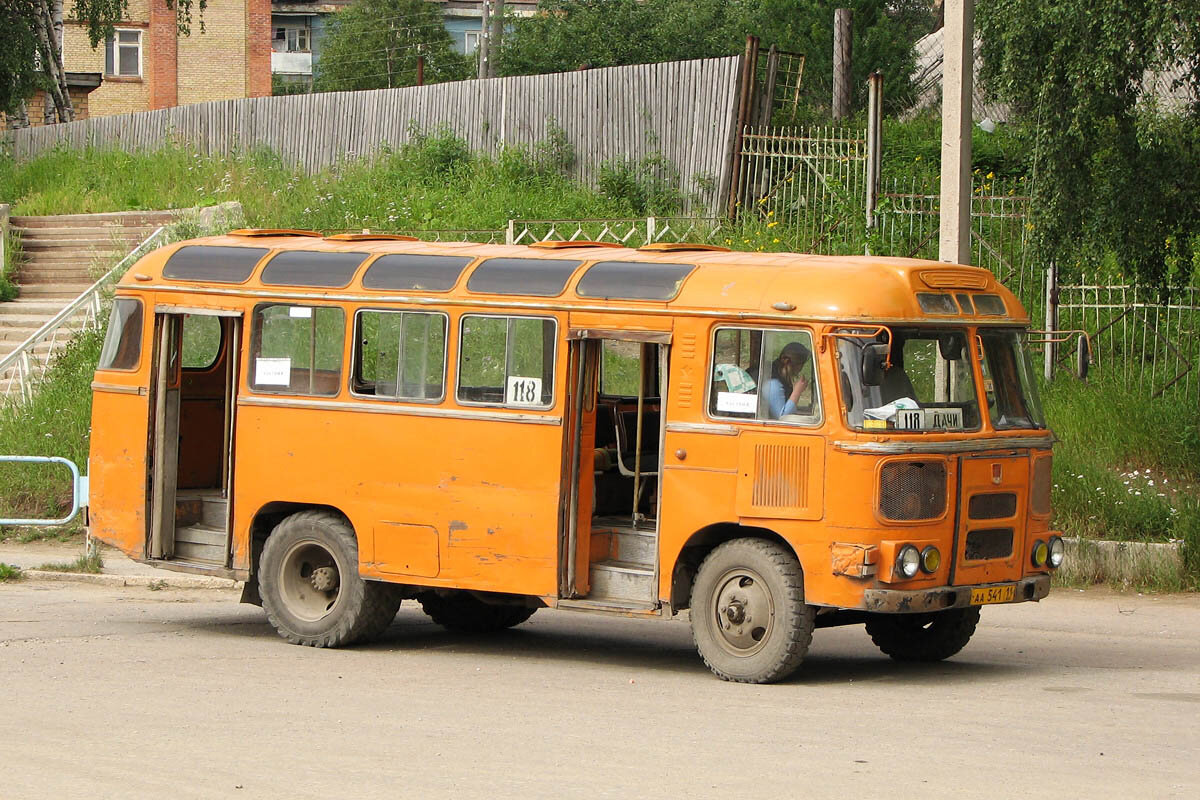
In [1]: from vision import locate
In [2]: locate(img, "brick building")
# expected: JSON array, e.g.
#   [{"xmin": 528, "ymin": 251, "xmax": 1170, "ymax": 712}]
[{"xmin": 59, "ymin": 0, "xmax": 272, "ymax": 118}]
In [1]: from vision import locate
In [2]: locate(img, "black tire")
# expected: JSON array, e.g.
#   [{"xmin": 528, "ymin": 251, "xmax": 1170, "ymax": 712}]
[
  {"xmin": 689, "ymin": 538, "xmax": 815, "ymax": 684},
  {"xmin": 259, "ymin": 510, "xmax": 401, "ymax": 647},
  {"xmin": 418, "ymin": 591, "xmax": 537, "ymax": 632},
  {"xmin": 865, "ymin": 607, "xmax": 981, "ymax": 662}
]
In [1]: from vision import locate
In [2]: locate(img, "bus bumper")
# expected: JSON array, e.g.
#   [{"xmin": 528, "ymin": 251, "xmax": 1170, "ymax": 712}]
[{"xmin": 861, "ymin": 574, "xmax": 1051, "ymax": 614}]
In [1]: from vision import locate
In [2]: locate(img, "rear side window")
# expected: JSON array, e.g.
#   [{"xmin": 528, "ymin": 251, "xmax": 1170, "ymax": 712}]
[
  {"xmin": 98, "ymin": 298, "xmax": 143, "ymax": 371},
  {"xmin": 250, "ymin": 304, "xmax": 345, "ymax": 396},
  {"xmin": 457, "ymin": 315, "xmax": 556, "ymax": 408},
  {"xmin": 353, "ymin": 310, "xmax": 447, "ymax": 401}
]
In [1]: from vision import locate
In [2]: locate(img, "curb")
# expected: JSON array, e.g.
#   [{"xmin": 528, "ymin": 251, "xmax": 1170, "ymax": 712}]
[{"xmin": 18, "ymin": 569, "xmax": 241, "ymax": 590}]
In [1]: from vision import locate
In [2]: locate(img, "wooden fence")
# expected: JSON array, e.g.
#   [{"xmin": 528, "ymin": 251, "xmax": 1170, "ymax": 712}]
[{"xmin": 6, "ymin": 57, "xmax": 743, "ymax": 214}]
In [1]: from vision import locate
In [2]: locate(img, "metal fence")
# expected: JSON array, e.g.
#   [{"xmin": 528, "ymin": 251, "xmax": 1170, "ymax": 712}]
[
  {"xmin": 1057, "ymin": 281, "xmax": 1200, "ymax": 400},
  {"xmin": 506, "ymin": 217, "xmax": 724, "ymax": 247},
  {"xmin": 734, "ymin": 125, "xmax": 871, "ymax": 255}
]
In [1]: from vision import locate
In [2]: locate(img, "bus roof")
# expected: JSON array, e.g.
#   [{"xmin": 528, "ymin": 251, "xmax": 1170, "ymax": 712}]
[{"xmin": 117, "ymin": 233, "xmax": 1029, "ymax": 325}]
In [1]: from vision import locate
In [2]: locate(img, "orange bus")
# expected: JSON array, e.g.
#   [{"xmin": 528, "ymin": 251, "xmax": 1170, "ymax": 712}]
[{"xmin": 86, "ymin": 230, "xmax": 1063, "ymax": 683}]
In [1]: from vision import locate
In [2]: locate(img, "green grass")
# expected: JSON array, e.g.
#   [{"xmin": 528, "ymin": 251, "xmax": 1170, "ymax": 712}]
[
  {"xmin": 0, "ymin": 562, "xmax": 21, "ymax": 581},
  {"xmin": 1, "ymin": 228, "xmax": 20, "ymax": 301},
  {"xmin": 1044, "ymin": 373, "xmax": 1200, "ymax": 588},
  {"xmin": 0, "ymin": 133, "xmax": 639, "ymax": 231},
  {"xmin": 34, "ymin": 548, "xmax": 103, "ymax": 574}
]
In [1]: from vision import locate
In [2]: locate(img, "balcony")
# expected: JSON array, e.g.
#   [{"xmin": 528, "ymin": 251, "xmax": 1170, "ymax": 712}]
[{"xmin": 271, "ymin": 51, "xmax": 312, "ymax": 76}]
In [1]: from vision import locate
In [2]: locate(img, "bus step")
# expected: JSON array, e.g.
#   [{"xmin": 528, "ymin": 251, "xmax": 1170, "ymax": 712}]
[
  {"xmin": 589, "ymin": 560, "xmax": 655, "ymax": 602},
  {"xmin": 175, "ymin": 493, "xmax": 227, "ymax": 529},
  {"xmin": 610, "ymin": 530, "xmax": 656, "ymax": 566},
  {"xmin": 173, "ymin": 524, "xmax": 227, "ymax": 564}
]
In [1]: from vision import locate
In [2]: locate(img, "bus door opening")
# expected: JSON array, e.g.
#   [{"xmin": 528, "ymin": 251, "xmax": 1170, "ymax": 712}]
[
  {"xmin": 563, "ymin": 335, "xmax": 668, "ymax": 607},
  {"xmin": 149, "ymin": 311, "xmax": 240, "ymax": 566}
]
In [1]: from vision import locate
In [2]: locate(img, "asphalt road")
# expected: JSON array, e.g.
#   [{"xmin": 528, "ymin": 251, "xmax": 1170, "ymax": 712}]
[{"xmin": 1, "ymin": 581, "xmax": 1197, "ymax": 800}]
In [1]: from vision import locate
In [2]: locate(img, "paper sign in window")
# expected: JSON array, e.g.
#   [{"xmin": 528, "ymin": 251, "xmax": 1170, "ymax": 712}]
[
  {"xmin": 506, "ymin": 376, "xmax": 542, "ymax": 406},
  {"xmin": 288, "ymin": 306, "xmax": 313, "ymax": 318},
  {"xmin": 717, "ymin": 391, "xmax": 758, "ymax": 414},
  {"xmin": 255, "ymin": 357, "xmax": 292, "ymax": 386}
]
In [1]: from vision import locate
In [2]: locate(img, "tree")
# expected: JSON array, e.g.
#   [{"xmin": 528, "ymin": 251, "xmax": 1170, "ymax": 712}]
[
  {"xmin": 0, "ymin": 1, "xmax": 206, "ymax": 124},
  {"xmin": 498, "ymin": 1, "xmax": 936, "ymax": 115},
  {"xmin": 978, "ymin": 0, "xmax": 1200, "ymax": 284},
  {"xmin": 314, "ymin": 0, "xmax": 471, "ymax": 92}
]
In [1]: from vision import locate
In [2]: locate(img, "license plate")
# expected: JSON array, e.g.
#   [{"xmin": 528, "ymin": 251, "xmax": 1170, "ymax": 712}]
[{"xmin": 970, "ymin": 584, "xmax": 1016, "ymax": 605}]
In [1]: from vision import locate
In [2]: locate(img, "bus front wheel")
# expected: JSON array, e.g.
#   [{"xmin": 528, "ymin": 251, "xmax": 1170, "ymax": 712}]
[
  {"xmin": 865, "ymin": 607, "xmax": 981, "ymax": 662},
  {"xmin": 689, "ymin": 538, "xmax": 815, "ymax": 684},
  {"xmin": 259, "ymin": 510, "xmax": 402, "ymax": 647}
]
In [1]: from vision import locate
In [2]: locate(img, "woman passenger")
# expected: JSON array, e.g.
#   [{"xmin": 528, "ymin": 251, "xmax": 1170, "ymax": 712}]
[{"xmin": 765, "ymin": 341, "xmax": 813, "ymax": 419}]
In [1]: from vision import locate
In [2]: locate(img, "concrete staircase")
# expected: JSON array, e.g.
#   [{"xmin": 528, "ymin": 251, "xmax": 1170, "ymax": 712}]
[{"xmin": 0, "ymin": 210, "xmax": 175, "ymax": 362}]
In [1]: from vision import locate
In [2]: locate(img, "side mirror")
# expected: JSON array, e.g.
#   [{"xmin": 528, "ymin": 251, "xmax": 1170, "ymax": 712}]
[
  {"xmin": 861, "ymin": 342, "xmax": 889, "ymax": 386},
  {"xmin": 1076, "ymin": 336, "xmax": 1090, "ymax": 380}
]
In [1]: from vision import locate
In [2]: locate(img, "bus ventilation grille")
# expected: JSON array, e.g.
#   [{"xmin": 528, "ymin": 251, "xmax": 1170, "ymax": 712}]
[
  {"xmin": 965, "ymin": 528, "xmax": 1014, "ymax": 561},
  {"xmin": 878, "ymin": 461, "xmax": 947, "ymax": 521},
  {"xmin": 751, "ymin": 444, "xmax": 810, "ymax": 509}
]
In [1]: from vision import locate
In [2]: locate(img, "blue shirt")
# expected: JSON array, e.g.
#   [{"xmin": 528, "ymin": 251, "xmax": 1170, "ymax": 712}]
[{"xmin": 765, "ymin": 378, "xmax": 796, "ymax": 418}]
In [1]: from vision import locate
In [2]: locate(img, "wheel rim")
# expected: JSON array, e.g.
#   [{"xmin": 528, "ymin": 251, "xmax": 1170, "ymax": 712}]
[
  {"xmin": 708, "ymin": 566, "xmax": 776, "ymax": 658},
  {"xmin": 277, "ymin": 539, "xmax": 343, "ymax": 623}
]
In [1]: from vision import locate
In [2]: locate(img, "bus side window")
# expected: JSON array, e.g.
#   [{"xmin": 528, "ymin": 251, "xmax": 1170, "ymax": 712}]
[
  {"xmin": 352, "ymin": 310, "xmax": 447, "ymax": 401},
  {"xmin": 709, "ymin": 327, "xmax": 820, "ymax": 424},
  {"xmin": 457, "ymin": 314, "xmax": 555, "ymax": 408},
  {"xmin": 249, "ymin": 303, "xmax": 345, "ymax": 396},
  {"xmin": 98, "ymin": 297, "xmax": 144, "ymax": 371}
]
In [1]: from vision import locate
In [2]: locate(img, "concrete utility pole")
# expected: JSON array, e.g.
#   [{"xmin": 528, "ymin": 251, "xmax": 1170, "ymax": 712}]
[
  {"xmin": 832, "ymin": 9, "xmax": 852, "ymax": 120},
  {"xmin": 939, "ymin": 0, "xmax": 974, "ymax": 264},
  {"xmin": 479, "ymin": 1, "xmax": 491, "ymax": 79},
  {"xmin": 489, "ymin": 0, "xmax": 505, "ymax": 78}
]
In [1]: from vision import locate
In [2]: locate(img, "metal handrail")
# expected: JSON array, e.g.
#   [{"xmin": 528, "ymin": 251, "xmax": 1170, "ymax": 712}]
[
  {"xmin": 0, "ymin": 456, "xmax": 87, "ymax": 525},
  {"xmin": 0, "ymin": 226, "xmax": 166, "ymax": 404}
]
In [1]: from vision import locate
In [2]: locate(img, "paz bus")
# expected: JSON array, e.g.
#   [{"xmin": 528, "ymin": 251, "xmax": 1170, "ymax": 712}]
[{"xmin": 83, "ymin": 229, "xmax": 1063, "ymax": 683}]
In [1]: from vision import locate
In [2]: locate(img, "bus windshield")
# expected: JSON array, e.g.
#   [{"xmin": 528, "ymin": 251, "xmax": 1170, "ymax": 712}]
[
  {"xmin": 837, "ymin": 328, "xmax": 981, "ymax": 432},
  {"xmin": 979, "ymin": 330, "xmax": 1046, "ymax": 430}
]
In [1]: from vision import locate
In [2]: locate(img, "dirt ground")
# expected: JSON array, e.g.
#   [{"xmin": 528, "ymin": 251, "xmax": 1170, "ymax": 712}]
[{"xmin": 0, "ymin": 581, "xmax": 1197, "ymax": 799}]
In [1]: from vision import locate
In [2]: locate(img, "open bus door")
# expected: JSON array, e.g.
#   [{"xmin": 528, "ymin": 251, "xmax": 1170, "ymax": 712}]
[
  {"xmin": 148, "ymin": 309, "xmax": 240, "ymax": 569},
  {"xmin": 561, "ymin": 328, "xmax": 669, "ymax": 612}
]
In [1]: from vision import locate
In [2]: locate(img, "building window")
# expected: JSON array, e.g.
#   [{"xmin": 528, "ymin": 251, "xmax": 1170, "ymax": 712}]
[
  {"xmin": 104, "ymin": 29, "xmax": 142, "ymax": 77},
  {"xmin": 274, "ymin": 25, "xmax": 311, "ymax": 53},
  {"xmin": 464, "ymin": 30, "xmax": 482, "ymax": 55}
]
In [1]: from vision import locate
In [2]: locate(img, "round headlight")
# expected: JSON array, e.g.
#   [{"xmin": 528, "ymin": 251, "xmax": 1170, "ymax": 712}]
[
  {"xmin": 1031, "ymin": 539, "xmax": 1048, "ymax": 568},
  {"xmin": 920, "ymin": 545, "xmax": 941, "ymax": 574},
  {"xmin": 896, "ymin": 544, "xmax": 920, "ymax": 579},
  {"xmin": 1047, "ymin": 536, "xmax": 1065, "ymax": 568}
]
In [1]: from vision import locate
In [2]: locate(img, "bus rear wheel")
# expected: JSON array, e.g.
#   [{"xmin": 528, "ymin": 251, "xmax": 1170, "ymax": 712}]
[
  {"xmin": 259, "ymin": 510, "xmax": 402, "ymax": 647},
  {"xmin": 865, "ymin": 607, "xmax": 981, "ymax": 662},
  {"xmin": 418, "ymin": 591, "xmax": 537, "ymax": 632},
  {"xmin": 689, "ymin": 538, "xmax": 815, "ymax": 684}
]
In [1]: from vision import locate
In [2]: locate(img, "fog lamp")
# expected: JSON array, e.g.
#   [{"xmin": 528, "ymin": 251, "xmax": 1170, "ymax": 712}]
[
  {"xmin": 896, "ymin": 545, "xmax": 921, "ymax": 579},
  {"xmin": 1047, "ymin": 536, "xmax": 1065, "ymax": 568},
  {"xmin": 1031, "ymin": 539, "xmax": 1048, "ymax": 568},
  {"xmin": 920, "ymin": 545, "xmax": 941, "ymax": 574}
]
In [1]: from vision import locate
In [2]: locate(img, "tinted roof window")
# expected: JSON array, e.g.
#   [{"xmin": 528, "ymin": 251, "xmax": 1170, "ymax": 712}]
[
  {"xmin": 577, "ymin": 261, "xmax": 695, "ymax": 301},
  {"xmin": 362, "ymin": 254, "xmax": 474, "ymax": 292},
  {"xmin": 260, "ymin": 251, "xmax": 369, "ymax": 288},
  {"xmin": 163, "ymin": 245, "xmax": 268, "ymax": 283},
  {"xmin": 467, "ymin": 258, "xmax": 582, "ymax": 297}
]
